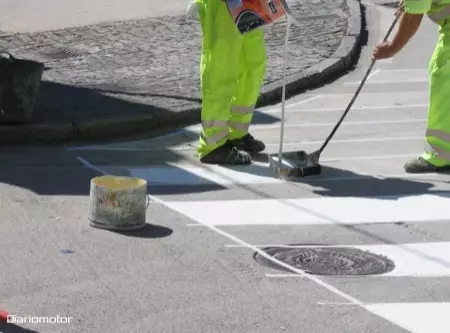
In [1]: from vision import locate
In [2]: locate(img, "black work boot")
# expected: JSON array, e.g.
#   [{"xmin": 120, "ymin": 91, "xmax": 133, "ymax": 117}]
[
  {"xmin": 229, "ymin": 133, "xmax": 265, "ymax": 154},
  {"xmin": 404, "ymin": 156, "xmax": 450, "ymax": 173},
  {"xmin": 200, "ymin": 141, "xmax": 252, "ymax": 165}
]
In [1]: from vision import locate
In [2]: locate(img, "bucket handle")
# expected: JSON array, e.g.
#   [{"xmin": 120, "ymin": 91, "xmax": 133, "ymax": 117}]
[
  {"xmin": 0, "ymin": 51, "xmax": 15, "ymax": 62},
  {"xmin": 145, "ymin": 190, "xmax": 151, "ymax": 209}
]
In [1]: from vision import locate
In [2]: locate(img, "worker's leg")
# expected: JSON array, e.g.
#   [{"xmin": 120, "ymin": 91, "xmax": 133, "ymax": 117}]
[
  {"xmin": 228, "ymin": 27, "xmax": 267, "ymax": 153},
  {"xmin": 197, "ymin": 0, "xmax": 251, "ymax": 164},
  {"xmin": 405, "ymin": 20, "xmax": 450, "ymax": 172}
]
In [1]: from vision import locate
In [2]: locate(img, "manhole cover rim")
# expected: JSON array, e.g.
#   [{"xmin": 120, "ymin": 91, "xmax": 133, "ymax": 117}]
[{"xmin": 253, "ymin": 245, "xmax": 396, "ymax": 276}]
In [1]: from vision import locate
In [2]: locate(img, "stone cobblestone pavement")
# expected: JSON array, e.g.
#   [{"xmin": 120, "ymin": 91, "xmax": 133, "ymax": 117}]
[{"xmin": 0, "ymin": 0, "xmax": 362, "ymax": 143}]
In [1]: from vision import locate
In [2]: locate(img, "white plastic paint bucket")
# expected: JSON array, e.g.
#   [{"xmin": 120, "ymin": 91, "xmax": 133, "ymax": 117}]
[
  {"xmin": 225, "ymin": 0, "xmax": 289, "ymax": 34},
  {"xmin": 88, "ymin": 175, "xmax": 149, "ymax": 231}
]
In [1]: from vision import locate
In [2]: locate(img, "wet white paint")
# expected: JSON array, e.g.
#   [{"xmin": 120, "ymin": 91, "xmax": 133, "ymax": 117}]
[{"xmin": 167, "ymin": 193, "xmax": 450, "ymax": 226}]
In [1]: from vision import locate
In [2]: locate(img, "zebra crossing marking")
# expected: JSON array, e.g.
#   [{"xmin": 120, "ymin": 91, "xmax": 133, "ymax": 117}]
[{"xmin": 166, "ymin": 193, "xmax": 450, "ymax": 226}]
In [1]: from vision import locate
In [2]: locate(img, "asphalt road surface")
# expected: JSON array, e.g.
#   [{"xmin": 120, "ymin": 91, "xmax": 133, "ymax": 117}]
[{"xmin": 2, "ymin": 2, "xmax": 450, "ymax": 333}]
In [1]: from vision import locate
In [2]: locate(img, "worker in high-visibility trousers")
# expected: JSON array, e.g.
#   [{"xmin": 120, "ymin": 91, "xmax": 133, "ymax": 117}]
[
  {"xmin": 373, "ymin": 0, "xmax": 450, "ymax": 173},
  {"xmin": 192, "ymin": 0, "xmax": 267, "ymax": 165}
]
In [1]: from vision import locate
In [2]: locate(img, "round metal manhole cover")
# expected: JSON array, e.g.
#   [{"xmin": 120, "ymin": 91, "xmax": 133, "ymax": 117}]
[{"xmin": 254, "ymin": 246, "xmax": 395, "ymax": 275}]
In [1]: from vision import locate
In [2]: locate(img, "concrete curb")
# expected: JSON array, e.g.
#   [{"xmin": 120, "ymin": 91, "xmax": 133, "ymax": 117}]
[
  {"xmin": 258, "ymin": 0, "xmax": 362, "ymax": 104},
  {"xmin": 0, "ymin": 0, "xmax": 363, "ymax": 145}
]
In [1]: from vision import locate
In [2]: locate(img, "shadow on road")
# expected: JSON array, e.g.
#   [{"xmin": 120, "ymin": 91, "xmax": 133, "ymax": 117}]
[
  {"xmin": 218, "ymin": 157, "xmax": 450, "ymax": 198},
  {"xmin": 0, "ymin": 322, "xmax": 39, "ymax": 333},
  {"xmin": 111, "ymin": 223, "xmax": 173, "ymax": 239},
  {"xmin": 0, "ymin": 80, "xmax": 203, "ymax": 196}
]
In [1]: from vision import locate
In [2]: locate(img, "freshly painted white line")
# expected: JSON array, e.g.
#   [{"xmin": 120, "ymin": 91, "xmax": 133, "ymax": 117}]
[
  {"xmin": 289, "ymin": 172, "xmax": 441, "ymax": 183},
  {"xmin": 75, "ymin": 156, "xmax": 443, "ymax": 332},
  {"xmin": 226, "ymin": 244, "xmax": 297, "ymax": 248},
  {"xmin": 265, "ymin": 136, "xmax": 424, "ymax": 146},
  {"xmin": 67, "ymin": 142, "xmax": 423, "ymax": 153},
  {"xmin": 366, "ymin": 68, "xmax": 381, "ymax": 80},
  {"xmin": 127, "ymin": 161, "xmax": 283, "ymax": 186},
  {"xmin": 252, "ymin": 118, "xmax": 426, "ymax": 129},
  {"xmin": 166, "ymin": 193, "xmax": 450, "ymax": 227},
  {"xmin": 344, "ymin": 69, "xmax": 429, "ymax": 85},
  {"xmin": 344, "ymin": 78, "xmax": 428, "ymax": 85},
  {"xmin": 369, "ymin": 68, "xmax": 428, "ymax": 72},
  {"xmin": 358, "ymin": 241, "xmax": 450, "ymax": 277},
  {"xmin": 96, "ymin": 164, "xmax": 441, "ymax": 186},
  {"xmin": 265, "ymin": 273, "xmax": 304, "ymax": 278},
  {"xmin": 261, "ymin": 90, "xmax": 428, "ymax": 113},
  {"xmin": 67, "ymin": 146, "xmax": 195, "ymax": 151},
  {"xmin": 66, "ymin": 129, "xmax": 187, "ymax": 151},
  {"xmin": 319, "ymin": 154, "xmax": 418, "ymax": 162},
  {"xmin": 364, "ymin": 302, "xmax": 450, "ymax": 333},
  {"xmin": 375, "ymin": 58, "xmax": 393, "ymax": 64},
  {"xmin": 262, "ymin": 103, "xmax": 428, "ymax": 113},
  {"xmin": 286, "ymin": 95, "xmax": 323, "ymax": 107},
  {"xmin": 317, "ymin": 301, "xmax": 357, "ymax": 305},
  {"xmin": 225, "ymin": 244, "xmax": 356, "ymax": 248}
]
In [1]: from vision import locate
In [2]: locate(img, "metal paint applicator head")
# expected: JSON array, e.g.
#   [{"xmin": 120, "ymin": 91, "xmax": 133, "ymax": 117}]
[{"xmin": 268, "ymin": 150, "xmax": 321, "ymax": 178}]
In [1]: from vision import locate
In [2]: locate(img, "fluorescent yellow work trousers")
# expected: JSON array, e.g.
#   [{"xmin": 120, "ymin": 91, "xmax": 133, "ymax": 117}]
[{"xmin": 196, "ymin": 0, "xmax": 267, "ymax": 158}]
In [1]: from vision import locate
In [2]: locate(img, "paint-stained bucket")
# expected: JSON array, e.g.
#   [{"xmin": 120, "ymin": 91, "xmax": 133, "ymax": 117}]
[
  {"xmin": 88, "ymin": 175, "xmax": 149, "ymax": 231},
  {"xmin": 225, "ymin": 0, "xmax": 289, "ymax": 34}
]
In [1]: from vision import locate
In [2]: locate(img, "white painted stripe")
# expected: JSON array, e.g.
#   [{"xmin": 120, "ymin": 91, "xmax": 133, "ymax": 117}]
[
  {"xmin": 167, "ymin": 193, "xmax": 450, "ymax": 226},
  {"xmin": 97, "ymin": 165, "xmax": 440, "ymax": 186},
  {"xmin": 281, "ymin": 172, "xmax": 441, "ymax": 183},
  {"xmin": 252, "ymin": 118, "xmax": 426, "ymax": 129},
  {"xmin": 262, "ymin": 90, "xmax": 429, "ymax": 113},
  {"xmin": 359, "ymin": 241, "xmax": 450, "ymax": 277},
  {"xmin": 345, "ymin": 69, "xmax": 429, "ymax": 85},
  {"xmin": 262, "ymin": 103, "xmax": 428, "ymax": 113},
  {"xmin": 66, "ymin": 139, "xmax": 424, "ymax": 152},
  {"xmin": 371, "ymin": 68, "xmax": 428, "ymax": 72},
  {"xmin": 319, "ymin": 154, "xmax": 417, "ymax": 162},
  {"xmin": 366, "ymin": 68, "xmax": 381, "ymax": 80},
  {"xmin": 375, "ymin": 58, "xmax": 393, "ymax": 64},
  {"xmin": 265, "ymin": 273, "xmax": 304, "ymax": 278},
  {"xmin": 128, "ymin": 161, "xmax": 283, "ymax": 186},
  {"xmin": 265, "ymin": 136, "xmax": 424, "ymax": 146},
  {"xmin": 286, "ymin": 95, "xmax": 323, "ymax": 107},
  {"xmin": 66, "ymin": 129, "xmax": 187, "ymax": 151},
  {"xmin": 345, "ymin": 78, "xmax": 428, "ymax": 84},
  {"xmin": 226, "ymin": 244, "xmax": 351, "ymax": 248},
  {"xmin": 67, "ymin": 146, "xmax": 195, "ymax": 151},
  {"xmin": 364, "ymin": 302, "xmax": 450, "ymax": 333},
  {"xmin": 280, "ymin": 90, "xmax": 429, "ymax": 97},
  {"xmin": 318, "ymin": 301, "xmax": 357, "ymax": 305}
]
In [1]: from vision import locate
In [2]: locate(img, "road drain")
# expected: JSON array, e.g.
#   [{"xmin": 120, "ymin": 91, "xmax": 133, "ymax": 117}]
[
  {"xmin": 42, "ymin": 48, "xmax": 84, "ymax": 59},
  {"xmin": 254, "ymin": 246, "xmax": 395, "ymax": 275}
]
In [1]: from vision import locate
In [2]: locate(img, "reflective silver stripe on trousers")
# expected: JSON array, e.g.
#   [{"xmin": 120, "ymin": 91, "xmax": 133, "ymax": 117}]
[
  {"xmin": 202, "ymin": 120, "xmax": 228, "ymax": 129},
  {"xmin": 228, "ymin": 120, "xmax": 250, "ymax": 132},
  {"xmin": 424, "ymin": 128, "xmax": 450, "ymax": 160},
  {"xmin": 201, "ymin": 128, "xmax": 229, "ymax": 145},
  {"xmin": 426, "ymin": 128, "xmax": 450, "ymax": 141},
  {"xmin": 427, "ymin": 4, "xmax": 450, "ymax": 22},
  {"xmin": 424, "ymin": 141, "xmax": 450, "ymax": 160},
  {"xmin": 231, "ymin": 105, "xmax": 255, "ymax": 114}
]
